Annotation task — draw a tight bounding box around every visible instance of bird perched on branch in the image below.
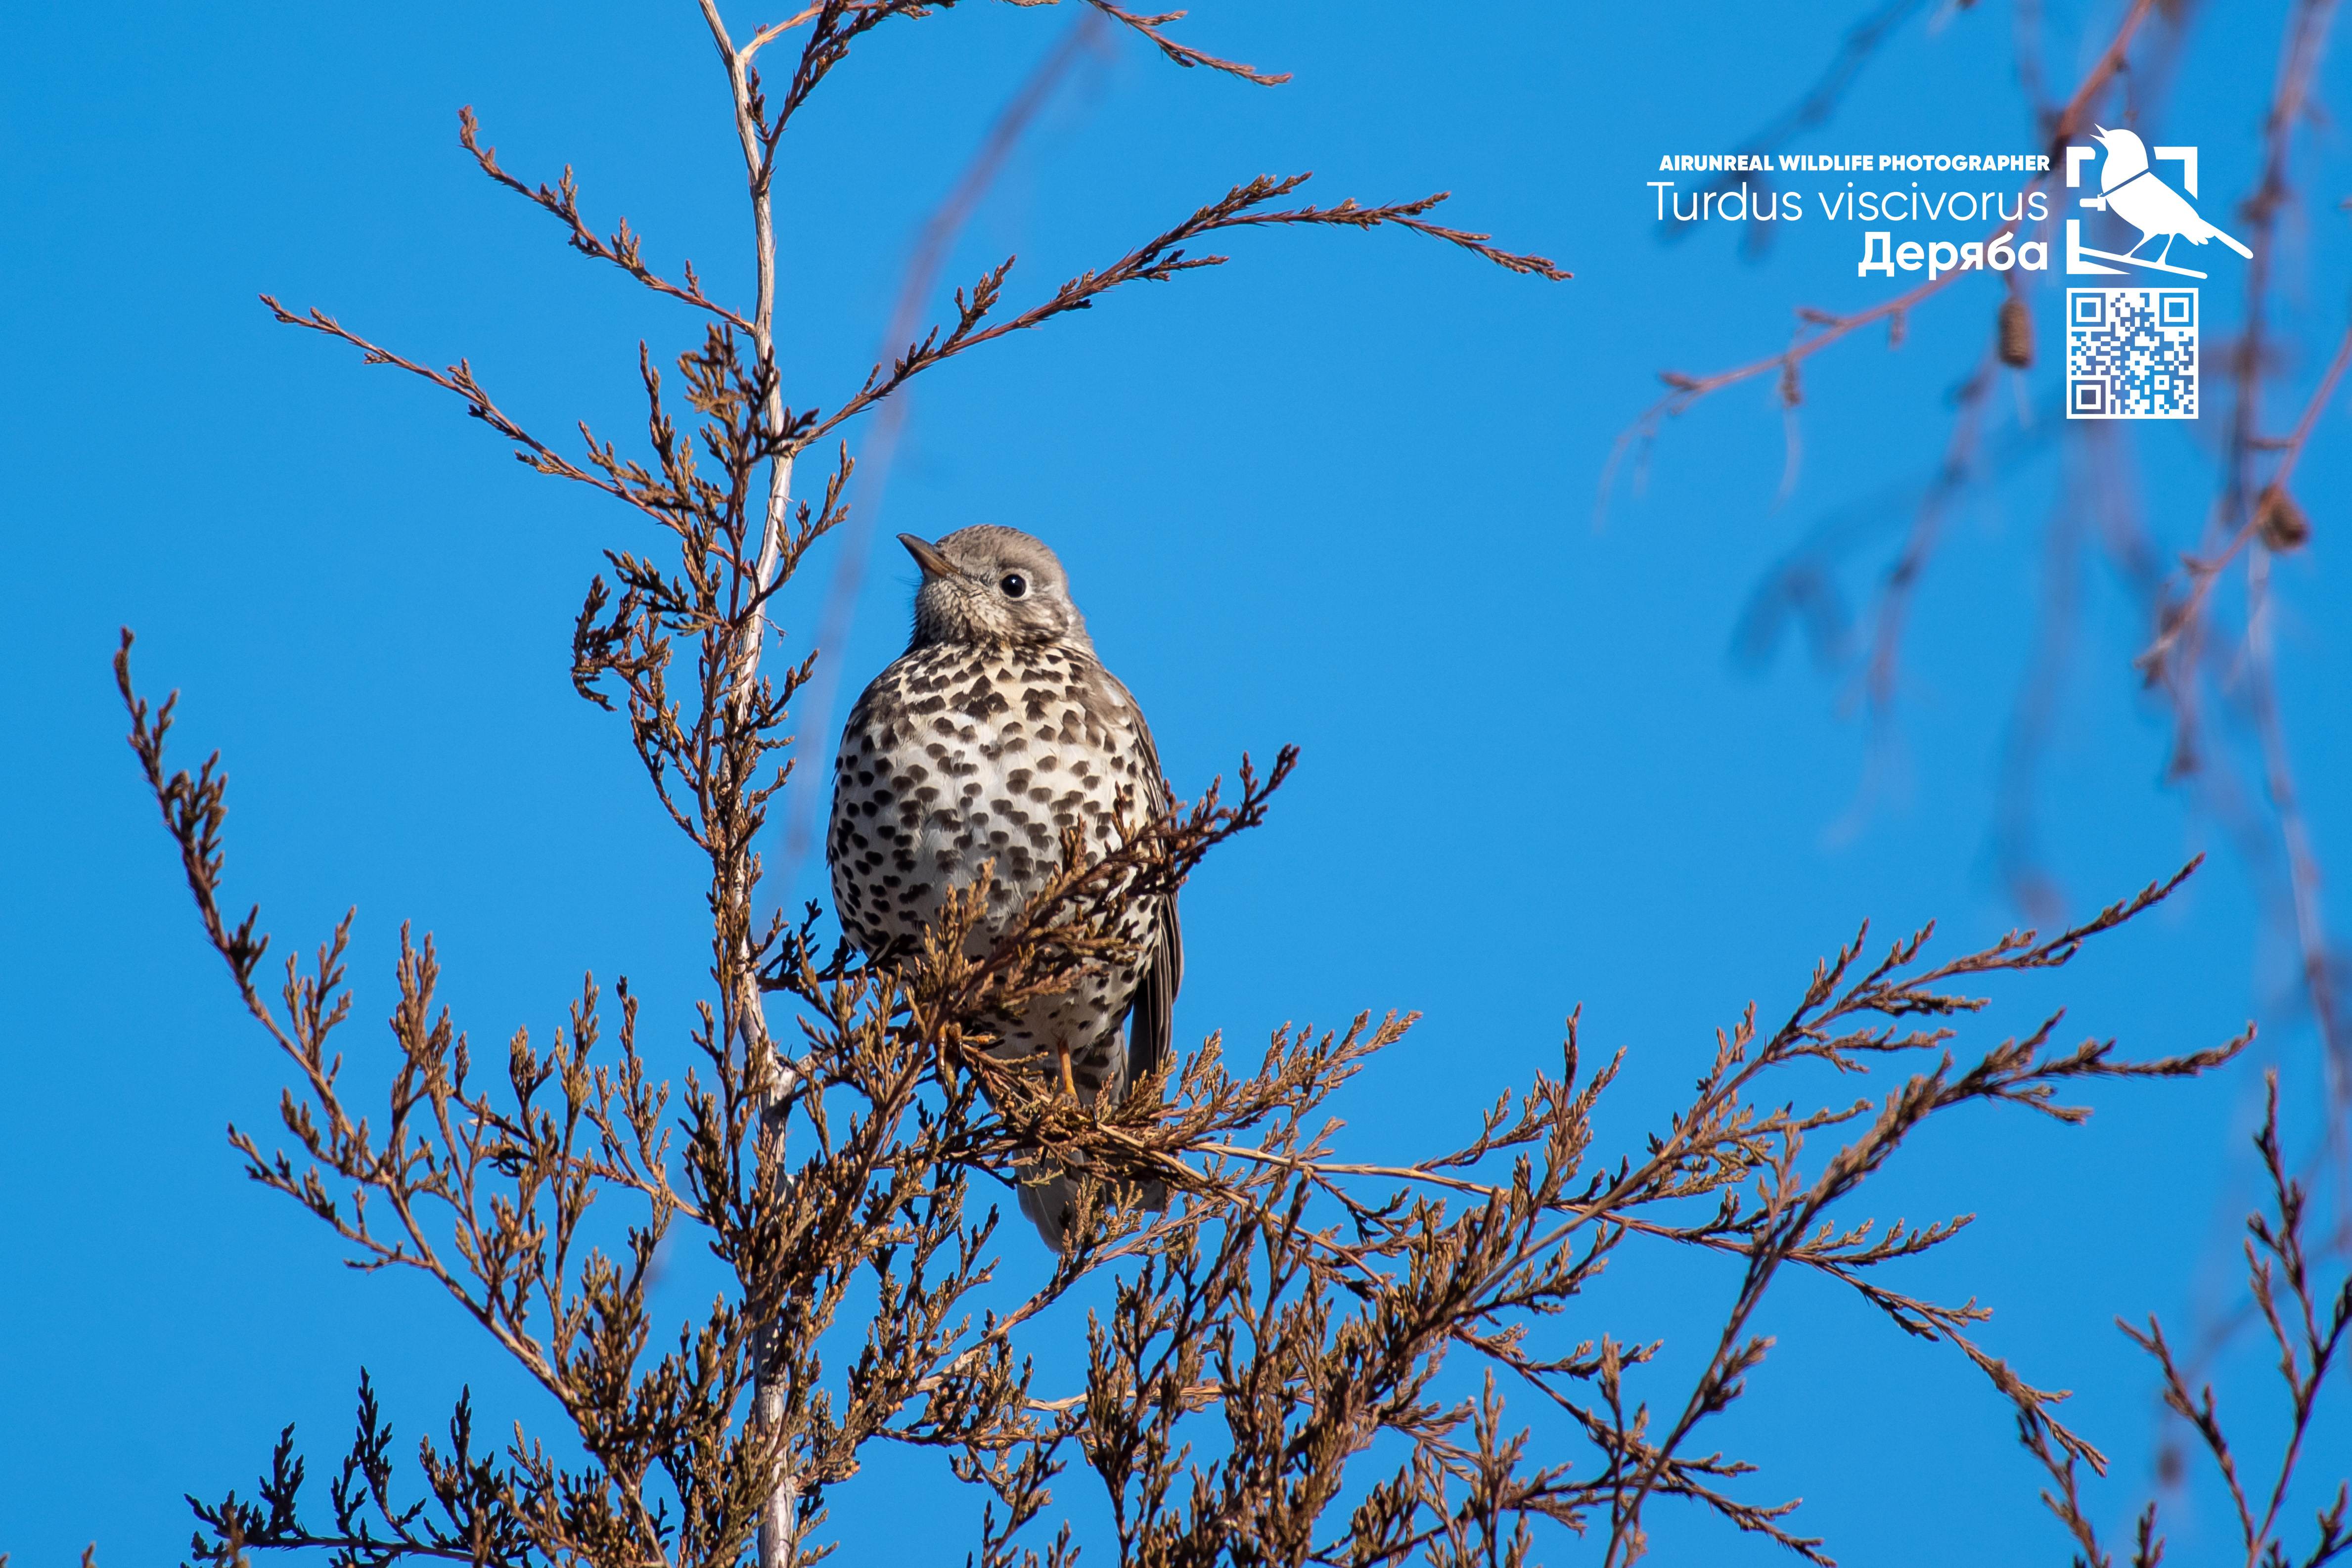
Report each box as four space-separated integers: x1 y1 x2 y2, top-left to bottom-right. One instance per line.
2081 126 2253 267
828 526 1178 1250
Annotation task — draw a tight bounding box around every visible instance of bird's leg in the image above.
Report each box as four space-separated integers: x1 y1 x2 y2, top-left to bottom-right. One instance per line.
1056 1042 1078 1099
2155 231 2177 267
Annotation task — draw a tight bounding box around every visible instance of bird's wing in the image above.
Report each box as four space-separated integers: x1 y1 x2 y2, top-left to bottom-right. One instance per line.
2121 181 2205 236
1095 666 1181 1093
1130 886 1181 1093
2113 182 2256 256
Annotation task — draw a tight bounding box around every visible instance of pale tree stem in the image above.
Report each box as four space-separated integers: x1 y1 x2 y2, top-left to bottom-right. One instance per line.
694 3 801 1565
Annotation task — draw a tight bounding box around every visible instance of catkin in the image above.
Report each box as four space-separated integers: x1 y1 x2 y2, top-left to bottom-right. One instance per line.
1997 296 2033 369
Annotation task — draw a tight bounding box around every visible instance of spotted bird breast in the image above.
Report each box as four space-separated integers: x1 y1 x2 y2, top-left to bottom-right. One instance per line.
828 641 1162 967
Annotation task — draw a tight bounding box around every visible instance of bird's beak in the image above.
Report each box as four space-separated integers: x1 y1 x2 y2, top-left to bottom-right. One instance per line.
899 533 958 581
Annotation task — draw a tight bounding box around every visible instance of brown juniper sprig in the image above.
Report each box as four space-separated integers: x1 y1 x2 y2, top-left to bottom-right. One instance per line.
158 7 1571 1563
125 597 2246 1566
2016 1073 2352 1568
458 104 752 330
812 173 1566 442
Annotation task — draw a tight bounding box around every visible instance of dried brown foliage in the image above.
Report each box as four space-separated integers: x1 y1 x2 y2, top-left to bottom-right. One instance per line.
2022 1075 2352 1568
118 619 2257 1568
116 5 2276 1567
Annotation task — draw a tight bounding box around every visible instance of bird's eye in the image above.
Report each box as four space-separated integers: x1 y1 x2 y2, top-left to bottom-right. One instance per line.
1000 573 1028 599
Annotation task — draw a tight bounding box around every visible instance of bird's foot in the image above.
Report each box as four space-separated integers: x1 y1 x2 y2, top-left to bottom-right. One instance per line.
1056 1043 1078 1099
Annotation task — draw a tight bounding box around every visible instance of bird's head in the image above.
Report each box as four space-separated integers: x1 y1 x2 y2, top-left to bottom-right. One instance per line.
902 525 1093 652
2092 126 2150 178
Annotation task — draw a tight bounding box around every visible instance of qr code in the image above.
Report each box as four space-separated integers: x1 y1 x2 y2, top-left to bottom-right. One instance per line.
2067 288 2197 419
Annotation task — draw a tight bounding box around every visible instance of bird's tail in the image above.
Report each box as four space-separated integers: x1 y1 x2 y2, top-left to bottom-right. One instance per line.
2211 224 2254 259
1017 1165 1167 1254
1016 1171 1078 1252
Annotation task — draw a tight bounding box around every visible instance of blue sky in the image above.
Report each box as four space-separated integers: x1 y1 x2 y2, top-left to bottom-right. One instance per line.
3 1 2346 1563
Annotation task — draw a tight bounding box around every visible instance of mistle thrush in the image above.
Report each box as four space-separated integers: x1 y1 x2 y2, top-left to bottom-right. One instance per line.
827 526 1179 1249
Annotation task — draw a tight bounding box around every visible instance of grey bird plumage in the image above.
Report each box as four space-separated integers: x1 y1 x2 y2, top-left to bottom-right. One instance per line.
826 525 1179 1249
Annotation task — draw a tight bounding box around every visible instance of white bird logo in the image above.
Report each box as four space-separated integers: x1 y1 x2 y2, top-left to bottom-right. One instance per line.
2080 126 2252 269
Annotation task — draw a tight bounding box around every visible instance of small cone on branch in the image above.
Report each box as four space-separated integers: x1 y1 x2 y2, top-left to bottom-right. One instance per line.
1997 296 2033 368
2256 484 2310 551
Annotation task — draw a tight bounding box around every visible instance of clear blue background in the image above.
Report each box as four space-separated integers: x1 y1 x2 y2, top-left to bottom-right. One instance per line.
3 1 2346 1562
